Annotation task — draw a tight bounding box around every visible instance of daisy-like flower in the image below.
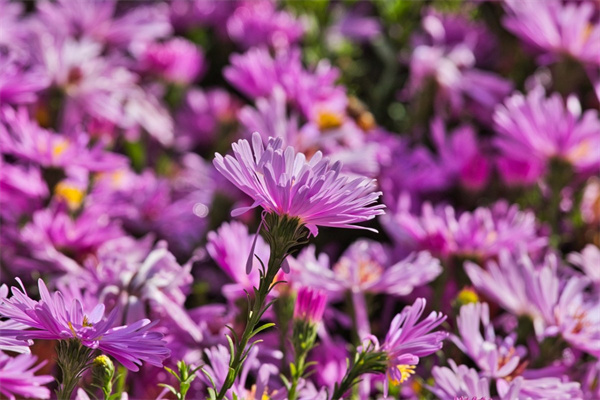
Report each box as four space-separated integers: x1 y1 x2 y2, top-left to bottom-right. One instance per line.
0 351 53 400
0 279 170 371
380 298 448 396
213 132 384 236
494 86 600 178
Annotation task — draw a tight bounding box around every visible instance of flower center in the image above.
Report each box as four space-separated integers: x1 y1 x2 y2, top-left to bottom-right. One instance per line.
55 182 85 210
316 110 344 131
52 140 69 158
389 364 416 385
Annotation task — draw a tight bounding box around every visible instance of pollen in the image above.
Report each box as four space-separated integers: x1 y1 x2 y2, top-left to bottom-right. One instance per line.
456 287 479 305
316 110 344 131
55 182 85 210
52 140 69 158
390 364 416 385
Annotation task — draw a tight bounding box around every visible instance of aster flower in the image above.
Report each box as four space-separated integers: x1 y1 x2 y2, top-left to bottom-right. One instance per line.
226 0 304 50
429 360 492 399
0 160 48 223
206 221 270 300
380 298 448 395
0 107 128 172
0 55 50 105
494 86 600 178
294 287 327 325
503 0 600 66
453 303 524 379
137 38 205 85
0 278 170 371
382 200 546 261
568 245 600 287
213 132 384 236
0 351 53 400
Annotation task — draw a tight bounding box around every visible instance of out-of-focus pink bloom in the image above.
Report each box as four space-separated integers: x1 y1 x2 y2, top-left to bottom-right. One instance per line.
37 0 172 49
378 298 448 396
12 206 124 275
453 303 524 378
0 55 50 105
307 338 349 390
327 6 381 47
227 0 304 50
383 200 546 260
225 48 347 120
0 279 170 371
0 160 48 223
466 251 600 356
206 221 270 300
213 132 384 236
0 107 128 172
0 351 53 400
137 38 205 85
431 119 491 190
581 177 600 225
495 156 545 187
294 287 327 324
568 245 600 287
496 375 583 400
503 0 600 66
430 360 491 399
176 88 241 150
407 9 511 121
170 0 238 34
494 86 600 178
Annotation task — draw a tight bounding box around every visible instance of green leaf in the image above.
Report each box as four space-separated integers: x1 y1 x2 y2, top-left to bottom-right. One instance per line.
158 384 178 396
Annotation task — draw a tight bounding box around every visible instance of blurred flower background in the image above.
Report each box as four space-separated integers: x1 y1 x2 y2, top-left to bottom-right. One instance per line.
0 0 599 399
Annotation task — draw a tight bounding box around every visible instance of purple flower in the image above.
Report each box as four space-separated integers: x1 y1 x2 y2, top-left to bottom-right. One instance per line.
175 88 241 150
503 0 600 66
0 279 170 371
494 86 600 178
497 375 583 400
0 160 48 223
453 303 524 378
568 245 600 287
378 298 448 396
383 200 546 260
0 107 128 172
213 132 384 236
430 360 491 399
0 55 50 105
0 351 53 400
294 287 327 324
227 0 304 50
580 177 600 225
137 38 205 85
206 221 270 300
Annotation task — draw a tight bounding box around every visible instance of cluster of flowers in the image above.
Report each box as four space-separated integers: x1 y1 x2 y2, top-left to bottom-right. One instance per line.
1 0 599 399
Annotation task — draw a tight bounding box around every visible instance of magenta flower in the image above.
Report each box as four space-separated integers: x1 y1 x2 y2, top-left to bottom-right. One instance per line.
207 221 271 300
378 298 448 396
430 360 491 399
213 132 384 236
294 287 327 325
138 38 205 85
226 0 304 50
453 303 524 379
383 200 546 260
503 0 600 66
494 86 600 177
0 351 53 400
0 279 170 371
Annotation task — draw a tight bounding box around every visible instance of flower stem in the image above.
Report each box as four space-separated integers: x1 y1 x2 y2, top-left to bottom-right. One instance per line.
331 348 387 400
287 348 308 400
55 340 95 400
215 214 307 400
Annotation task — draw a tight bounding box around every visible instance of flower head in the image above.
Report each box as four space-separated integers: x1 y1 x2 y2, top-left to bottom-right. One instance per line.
0 351 53 400
213 132 384 236
0 279 170 371
380 298 448 396
294 287 327 325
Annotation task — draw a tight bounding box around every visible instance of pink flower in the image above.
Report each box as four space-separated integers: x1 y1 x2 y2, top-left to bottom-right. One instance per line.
0 351 53 400
0 279 170 371
213 132 384 236
138 38 205 85
294 287 327 324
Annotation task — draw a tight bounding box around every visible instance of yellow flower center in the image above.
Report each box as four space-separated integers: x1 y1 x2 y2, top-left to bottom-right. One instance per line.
567 140 591 163
316 110 344 131
390 364 416 385
456 287 479 305
55 182 85 210
52 140 69 158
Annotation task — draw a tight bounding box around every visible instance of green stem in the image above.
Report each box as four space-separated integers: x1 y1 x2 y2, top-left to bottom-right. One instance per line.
288 349 308 400
331 349 387 400
215 252 285 400
55 340 96 400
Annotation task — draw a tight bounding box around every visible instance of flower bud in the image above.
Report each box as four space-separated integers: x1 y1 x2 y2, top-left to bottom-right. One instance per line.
92 355 114 394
